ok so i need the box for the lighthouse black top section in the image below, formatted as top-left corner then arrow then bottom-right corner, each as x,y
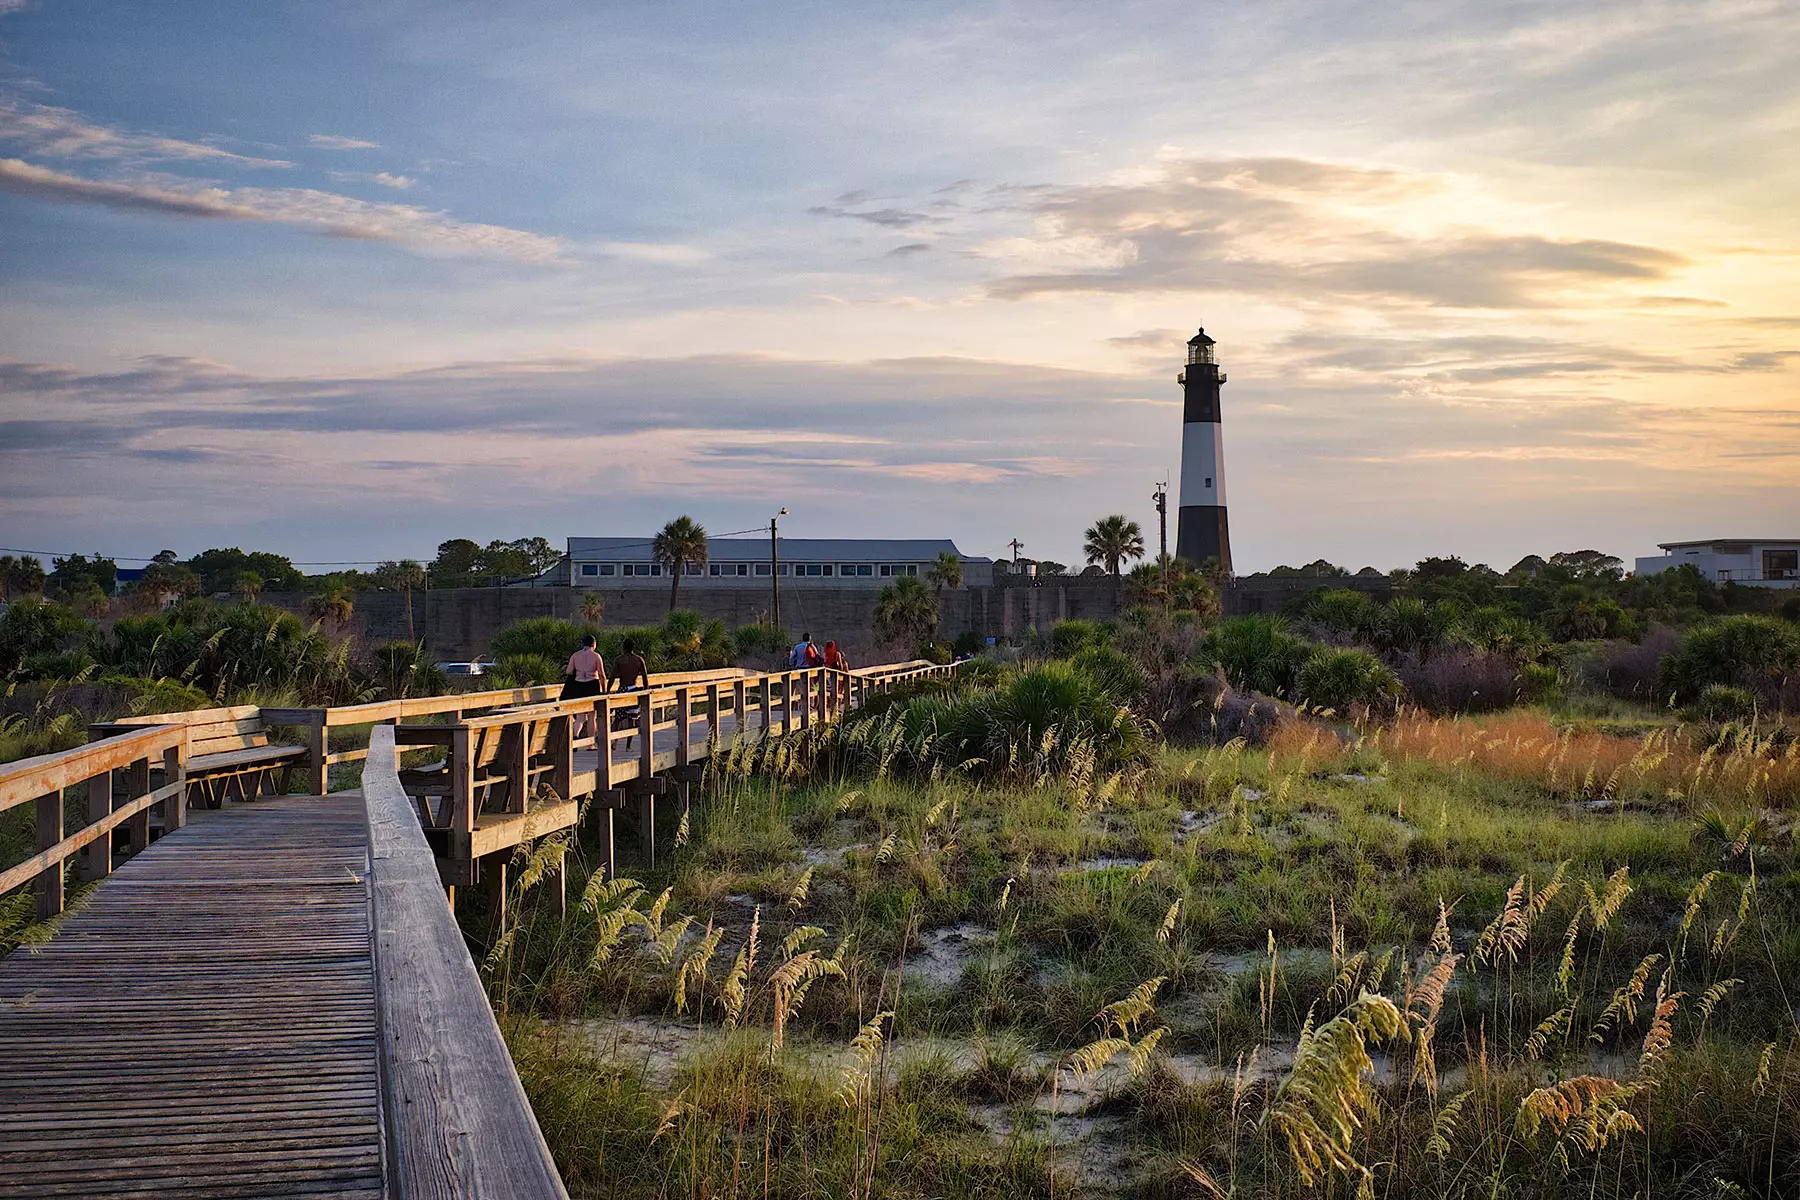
1182,362 -> 1224,423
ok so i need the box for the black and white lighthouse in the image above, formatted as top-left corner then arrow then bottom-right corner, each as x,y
1175,327 -> 1232,574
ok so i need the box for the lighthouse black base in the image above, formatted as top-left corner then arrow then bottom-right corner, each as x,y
1177,505 -> 1232,575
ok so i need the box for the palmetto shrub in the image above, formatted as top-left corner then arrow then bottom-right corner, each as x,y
1396,646 -> 1521,714
1200,617 -> 1316,699
1658,615 -> 1800,709
1296,647 -> 1403,716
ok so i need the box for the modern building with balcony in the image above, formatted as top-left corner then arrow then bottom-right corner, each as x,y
556,537 -> 992,589
1634,539 -> 1800,588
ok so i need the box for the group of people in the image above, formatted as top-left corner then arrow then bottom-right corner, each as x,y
559,635 -> 647,738
786,631 -> 849,670
559,630 -> 851,740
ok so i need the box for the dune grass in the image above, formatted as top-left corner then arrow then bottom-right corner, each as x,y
479,704 -> 1800,1197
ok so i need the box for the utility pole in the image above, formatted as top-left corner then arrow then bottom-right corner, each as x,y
1152,480 -> 1169,608
770,507 -> 787,633
1008,538 -> 1024,572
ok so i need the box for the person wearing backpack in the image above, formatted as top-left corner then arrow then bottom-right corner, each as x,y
788,631 -> 821,669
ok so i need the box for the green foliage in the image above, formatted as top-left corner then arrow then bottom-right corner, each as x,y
1659,615 -> 1800,707
491,653 -> 563,687
1084,513 -> 1145,576
47,553 -> 116,600
183,547 -> 304,595
873,574 -> 938,652
0,598 -> 96,679
492,617 -> 593,662
429,536 -> 560,587
1296,647 -> 1403,714
1694,684 -> 1758,723
1049,619 -> 1107,658
731,623 -> 789,657
1200,617 -> 1316,698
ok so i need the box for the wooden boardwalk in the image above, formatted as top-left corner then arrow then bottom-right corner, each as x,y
0,793 -> 384,1199
0,658 -> 956,1198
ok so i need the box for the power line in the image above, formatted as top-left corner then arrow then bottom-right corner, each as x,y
0,526 -> 780,570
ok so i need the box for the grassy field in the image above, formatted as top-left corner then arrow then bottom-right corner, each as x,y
484,703 -> 1800,1198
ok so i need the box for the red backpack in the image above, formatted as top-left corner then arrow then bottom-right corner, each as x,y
804,642 -> 824,667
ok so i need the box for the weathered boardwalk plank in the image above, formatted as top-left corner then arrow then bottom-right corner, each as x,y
0,792 -> 383,1199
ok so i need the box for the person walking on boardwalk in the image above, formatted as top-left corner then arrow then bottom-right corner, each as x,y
611,637 -> 650,749
788,631 -> 821,669
823,639 -> 848,670
563,634 -> 607,739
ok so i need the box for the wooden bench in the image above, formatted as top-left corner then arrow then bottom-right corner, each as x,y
91,705 -> 307,808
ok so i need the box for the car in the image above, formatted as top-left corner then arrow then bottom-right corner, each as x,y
434,660 -> 492,678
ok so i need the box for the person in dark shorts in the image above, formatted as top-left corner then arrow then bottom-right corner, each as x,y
562,634 -> 607,738
611,638 -> 650,747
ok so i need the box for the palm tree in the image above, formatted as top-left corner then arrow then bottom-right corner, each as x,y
652,516 -> 709,613
1084,515 -> 1145,578
580,591 -> 606,627
874,574 -> 939,653
305,585 -> 355,632
376,560 -> 428,643
926,551 -> 963,596
235,570 -> 264,603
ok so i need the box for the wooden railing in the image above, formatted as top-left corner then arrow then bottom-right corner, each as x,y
0,726 -> 188,919
263,667 -> 750,792
363,723 -> 569,1199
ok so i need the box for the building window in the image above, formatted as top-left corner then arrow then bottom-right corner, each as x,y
1205,477 -> 1213,488
598,564 -> 615,576
754,563 -> 771,576
1766,549 -> 1798,580
580,564 -> 598,577
623,563 -> 663,577
841,564 -> 872,577
710,562 -> 750,577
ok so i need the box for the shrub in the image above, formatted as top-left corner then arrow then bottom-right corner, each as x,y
1562,626 -> 1682,701
0,598 -> 94,679
372,641 -> 446,697
1658,615 -> 1800,708
1694,684 -> 1758,723
491,617 -> 592,663
1049,619 -> 1107,658
1296,647 -> 1402,716
1395,647 -> 1519,714
1199,617 -> 1316,698
1515,662 -> 1561,704
491,653 -> 563,687
731,623 -> 789,657
951,629 -> 986,657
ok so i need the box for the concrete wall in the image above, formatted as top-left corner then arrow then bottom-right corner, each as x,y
263,574 -> 1382,661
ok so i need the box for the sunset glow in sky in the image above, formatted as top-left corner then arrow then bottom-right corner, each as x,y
2,1 -> 1796,571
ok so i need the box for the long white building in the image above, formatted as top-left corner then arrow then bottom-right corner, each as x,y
551,537 -> 993,589
1635,538 -> 1800,588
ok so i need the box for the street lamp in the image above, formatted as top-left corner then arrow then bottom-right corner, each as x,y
770,508 -> 787,634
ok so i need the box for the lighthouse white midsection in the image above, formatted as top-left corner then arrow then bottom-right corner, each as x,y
1179,420 -> 1227,508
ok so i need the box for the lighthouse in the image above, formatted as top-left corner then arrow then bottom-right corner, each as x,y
1175,327 -> 1232,574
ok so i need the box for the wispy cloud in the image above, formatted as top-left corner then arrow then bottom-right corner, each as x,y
978,157 -> 1687,309
308,134 -> 381,150
328,170 -> 416,190
0,159 -> 564,260
0,99 -> 292,167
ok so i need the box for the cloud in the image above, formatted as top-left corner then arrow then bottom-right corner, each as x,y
308,134 -> 381,150
328,170 -> 416,190
0,99 -> 292,167
977,157 -> 1687,309
808,202 -> 944,229
0,159 -> 564,261
887,243 -> 931,256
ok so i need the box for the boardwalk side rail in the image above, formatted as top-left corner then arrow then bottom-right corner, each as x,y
266,668 -> 751,793
363,724 -> 570,1200
0,726 -> 188,919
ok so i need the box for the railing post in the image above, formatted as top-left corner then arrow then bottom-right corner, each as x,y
675,687 -> 692,768
162,737 -> 187,832
122,756 -> 150,856
798,670 -> 811,731
305,714 -> 329,796
82,768 -> 113,882
451,725 -> 474,864
705,683 -> 721,748
638,691 -> 654,777
732,679 -> 747,745
551,714 -> 573,804
508,719 -> 530,815
33,789 -> 64,920
759,677 -> 772,740
598,699 -> 615,793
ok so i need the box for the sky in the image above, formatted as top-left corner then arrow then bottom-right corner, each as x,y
1,0 -> 1796,574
